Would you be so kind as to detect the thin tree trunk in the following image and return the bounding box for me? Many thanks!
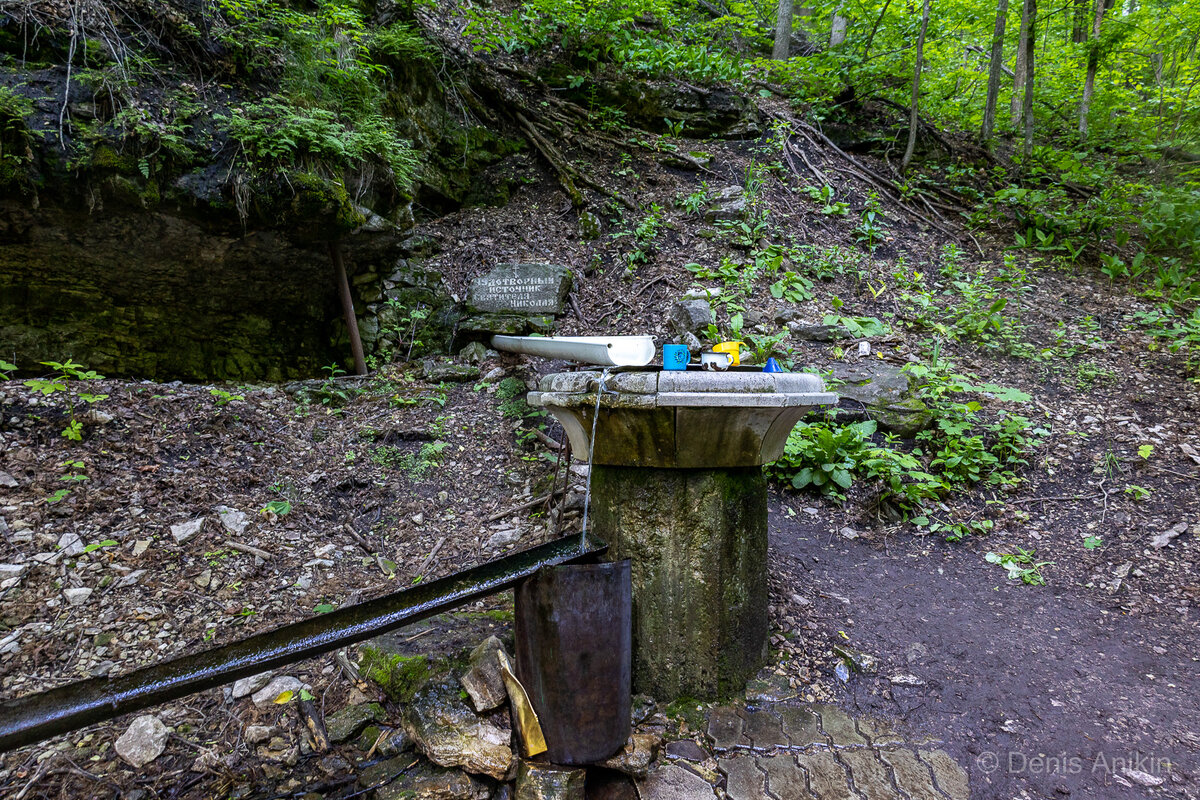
[1071,0,1087,42]
[830,4,848,47]
[902,0,931,173]
[982,0,1010,144]
[331,244,367,376]
[1021,0,1037,162]
[1077,0,1106,139]
[773,0,795,59]
[862,0,894,61]
[1011,0,1030,126]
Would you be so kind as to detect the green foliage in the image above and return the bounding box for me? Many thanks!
[985,548,1052,586]
[216,100,418,182]
[209,0,424,184]
[23,360,108,442]
[359,647,430,702]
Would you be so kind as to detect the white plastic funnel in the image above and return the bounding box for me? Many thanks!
[490,335,656,367]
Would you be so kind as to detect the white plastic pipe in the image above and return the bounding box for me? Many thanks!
[490,335,656,367]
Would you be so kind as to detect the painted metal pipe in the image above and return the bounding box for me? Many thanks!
[490,336,655,367]
[0,535,607,754]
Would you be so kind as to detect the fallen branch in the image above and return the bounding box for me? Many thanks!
[486,487,568,523]
[225,541,273,560]
[415,536,446,581]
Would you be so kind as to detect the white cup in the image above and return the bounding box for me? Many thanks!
[700,351,731,371]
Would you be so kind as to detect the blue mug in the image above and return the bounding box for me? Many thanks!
[663,344,690,370]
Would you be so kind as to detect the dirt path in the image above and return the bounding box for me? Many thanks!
[768,497,1200,799]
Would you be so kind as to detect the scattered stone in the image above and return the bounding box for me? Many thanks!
[57,532,84,556]
[63,587,93,606]
[191,749,229,774]
[412,512,425,526]
[486,527,522,551]
[889,673,926,687]
[857,341,871,356]
[459,342,496,364]
[402,678,513,780]
[232,672,273,699]
[1149,522,1188,549]
[244,725,275,745]
[703,186,746,223]
[460,636,508,712]
[84,408,115,425]
[668,300,712,340]
[638,763,716,799]
[1121,767,1164,787]
[832,643,879,674]
[326,702,387,744]
[516,760,586,800]
[171,518,205,544]
[665,740,708,762]
[194,568,212,589]
[838,526,859,540]
[422,358,480,383]
[788,321,853,342]
[598,733,661,779]
[116,715,170,768]
[361,756,491,800]
[215,506,249,535]
[0,563,28,581]
[0,471,17,488]
[252,675,305,707]
[833,362,932,437]
[132,540,151,557]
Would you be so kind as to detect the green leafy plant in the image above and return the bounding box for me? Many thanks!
[210,388,245,407]
[23,359,108,441]
[985,548,1052,586]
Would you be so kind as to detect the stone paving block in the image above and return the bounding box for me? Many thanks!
[778,706,829,748]
[815,704,868,747]
[707,706,750,752]
[759,754,815,800]
[919,749,970,800]
[640,763,718,800]
[795,752,861,800]
[840,749,902,800]
[878,749,944,800]
[856,718,905,747]
[743,709,789,751]
[718,756,768,800]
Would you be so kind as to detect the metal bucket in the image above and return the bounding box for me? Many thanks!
[514,559,632,765]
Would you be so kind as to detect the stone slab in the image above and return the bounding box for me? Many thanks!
[879,749,943,800]
[467,263,571,314]
[718,757,766,800]
[840,749,901,800]
[919,749,970,800]
[639,764,717,799]
[759,754,815,800]
[795,752,857,800]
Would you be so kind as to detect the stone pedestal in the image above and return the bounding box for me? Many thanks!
[590,466,768,700]
[526,368,835,702]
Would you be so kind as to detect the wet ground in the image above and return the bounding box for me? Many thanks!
[767,498,1200,799]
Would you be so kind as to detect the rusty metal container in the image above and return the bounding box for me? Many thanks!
[514,560,632,765]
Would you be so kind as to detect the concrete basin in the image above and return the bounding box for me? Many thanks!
[528,368,835,468]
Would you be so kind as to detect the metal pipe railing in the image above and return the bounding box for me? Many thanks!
[0,534,607,753]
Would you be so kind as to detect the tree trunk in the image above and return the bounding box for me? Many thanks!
[1077,0,1106,139]
[1011,0,1030,126]
[981,0,1010,144]
[830,4,848,47]
[1021,0,1037,163]
[773,0,795,60]
[901,0,931,173]
[1071,0,1087,43]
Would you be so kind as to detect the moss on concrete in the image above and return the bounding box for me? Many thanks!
[591,466,768,701]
